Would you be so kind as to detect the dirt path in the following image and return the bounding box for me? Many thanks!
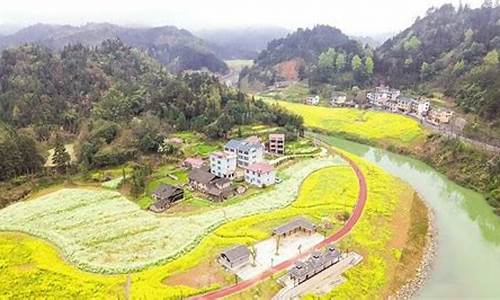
[192,148,368,299]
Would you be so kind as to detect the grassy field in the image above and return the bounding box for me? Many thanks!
[266,99,426,146]
[0,157,341,274]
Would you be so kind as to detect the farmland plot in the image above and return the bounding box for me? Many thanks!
[0,156,344,274]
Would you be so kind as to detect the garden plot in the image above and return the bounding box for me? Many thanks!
[0,156,345,274]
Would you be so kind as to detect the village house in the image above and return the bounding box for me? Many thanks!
[210,151,237,179]
[367,85,401,107]
[427,107,454,125]
[224,139,264,168]
[206,177,233,201]
[245,162,276,187]
[244,135,262,145]
[188,168,218,192]
[188,168,234,201]
[305,95,320,105]
[149,184,184,213]
[272,217,316,237]
[268,133,285,155]
[396,97,414,113]
[288,245,341,286]
[218,245,251,269]
[412,98,431,116]
[183,157,204,169]
[330,92,347,107]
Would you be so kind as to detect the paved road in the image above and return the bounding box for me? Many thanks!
[192,148,368,299]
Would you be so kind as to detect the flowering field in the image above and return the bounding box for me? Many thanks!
[0,156,343,274]
[266,100,425,145]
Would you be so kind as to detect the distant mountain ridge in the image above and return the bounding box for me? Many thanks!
[0,23,228,74]
[196,26,289,59]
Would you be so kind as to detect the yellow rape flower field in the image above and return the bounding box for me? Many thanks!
[266,99,426,145]
[0,145,428,299]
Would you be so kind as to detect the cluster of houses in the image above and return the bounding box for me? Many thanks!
[367,85,454,125]
[149,134,286,212]
[217,217,342,287]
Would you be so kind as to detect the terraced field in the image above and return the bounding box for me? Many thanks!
[0,156,343,274]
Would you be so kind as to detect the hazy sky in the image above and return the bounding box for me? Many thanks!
[0,0,485,35]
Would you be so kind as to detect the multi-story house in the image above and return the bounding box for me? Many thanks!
[245,162,276,187]
[367,86,401,107]
[396,97,414,113]
[209,151,237,179]
[268,133,285,155]
[224,139,264,168]
[427,108,454,125]
[413,98,431,116]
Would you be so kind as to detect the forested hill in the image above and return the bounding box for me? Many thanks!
[0,40,303,180]
[0,23,228,74]
[239,25,375,91]
[376,4,500,120]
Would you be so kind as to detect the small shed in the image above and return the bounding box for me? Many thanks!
[272,217,316,237]
[218,245,251,269]
[150,184,184,213]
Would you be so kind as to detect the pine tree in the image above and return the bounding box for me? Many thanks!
[52,135,70,173]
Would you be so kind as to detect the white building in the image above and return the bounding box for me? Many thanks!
[367,86,401,107]
[305,95,320,105]
[224,140,264,168]
[210,151,237,179]
[245,162,276,187]
[414,99,431,116]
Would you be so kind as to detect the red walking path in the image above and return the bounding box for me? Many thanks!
[192,151,368,299]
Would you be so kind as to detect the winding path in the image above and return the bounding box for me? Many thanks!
[192,149,368,299]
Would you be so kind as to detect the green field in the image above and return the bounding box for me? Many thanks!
[267,100,426,145]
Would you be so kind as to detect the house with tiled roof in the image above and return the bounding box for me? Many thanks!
[288,245,341,286]
[245,162,275,187]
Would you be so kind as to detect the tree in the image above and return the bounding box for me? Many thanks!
[52,135,70,173]
[335,53,346,71]
[483,50,499,66]
[364,56,374,75]
[420,62,433,80]
[351,55,362,72]
[318,48,336,68]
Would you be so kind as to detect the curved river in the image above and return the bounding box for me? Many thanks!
[311,133,500,299]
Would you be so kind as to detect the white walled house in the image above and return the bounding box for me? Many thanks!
[224,140,264,168]
[245,162,276,187]
[305,95,320,105]
[210,151,237,179]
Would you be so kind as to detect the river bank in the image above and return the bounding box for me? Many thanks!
[391,199,437,299]
[308,128,500,216]
[314,133,500,298]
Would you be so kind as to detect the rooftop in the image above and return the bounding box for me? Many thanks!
[273,217,316,235]
[152,184,182,199]
[220,245,251,262]
[269,133,285,140]
[189,168,217,185]
[211,151,236,159]
[246,162,274,174]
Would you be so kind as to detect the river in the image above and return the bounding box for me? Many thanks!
[309,133,500,299]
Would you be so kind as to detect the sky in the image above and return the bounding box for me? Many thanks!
[0,0,486,35]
